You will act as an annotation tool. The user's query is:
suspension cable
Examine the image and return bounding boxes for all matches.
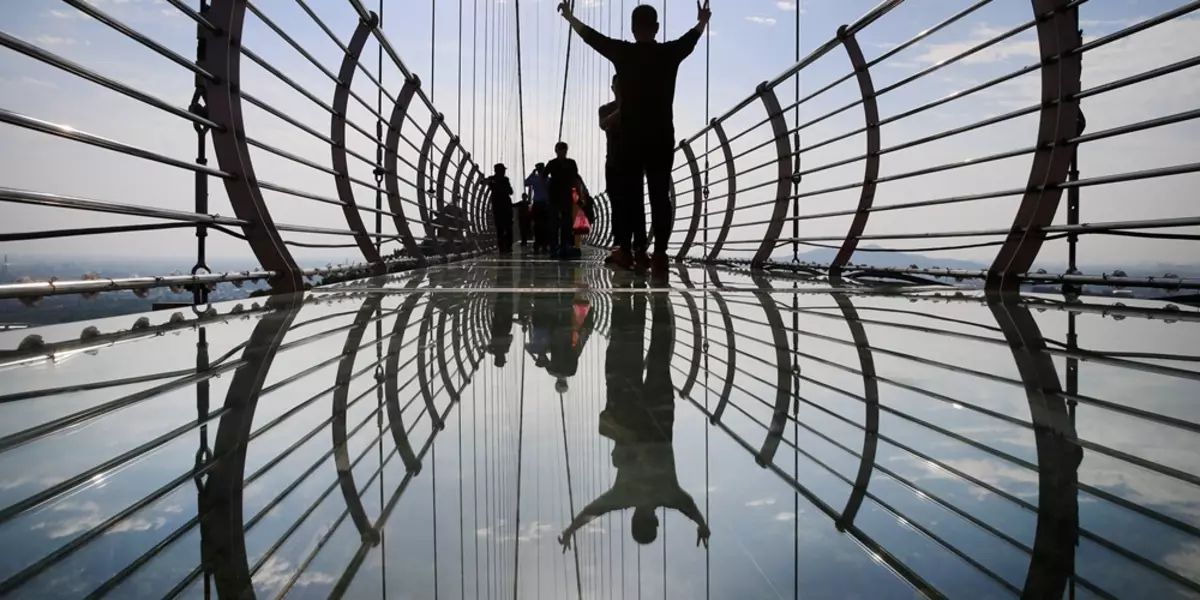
[516,0,527,177]
[556,1,577,141]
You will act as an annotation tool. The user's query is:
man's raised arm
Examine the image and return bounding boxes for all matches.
[558,2,622,60]
[670,1,712,60]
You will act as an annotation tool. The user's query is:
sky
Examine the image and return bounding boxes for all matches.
[0,0,1197,272]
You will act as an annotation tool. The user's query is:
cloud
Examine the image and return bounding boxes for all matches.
[745,16,777,26]
[774,511,796,521]
[33,35,80,47]
[252,556,336,592]
[776,1,800,12]
[911,24,1039,65]
[46,9,92,20]
[745,497,777,507]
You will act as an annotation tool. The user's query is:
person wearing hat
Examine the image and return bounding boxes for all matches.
[484,163,515,254]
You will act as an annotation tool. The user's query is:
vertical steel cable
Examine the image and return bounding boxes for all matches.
[556,1,577,140]
[512,334,527,599]
[513,0,528,177]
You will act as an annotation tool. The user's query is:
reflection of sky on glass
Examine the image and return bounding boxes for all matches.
[0,271,1197,598]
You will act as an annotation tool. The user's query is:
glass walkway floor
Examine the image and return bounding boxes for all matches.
[0,254,1197,599]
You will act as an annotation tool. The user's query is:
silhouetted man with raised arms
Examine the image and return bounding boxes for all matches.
[560,1,712,275]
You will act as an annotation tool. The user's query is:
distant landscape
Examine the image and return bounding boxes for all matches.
[2,248,1196,328]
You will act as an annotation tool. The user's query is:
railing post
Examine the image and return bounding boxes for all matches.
[416,114,446,259]
[987,0,1082,291]
[201,0,301,293]
[675,139,704,260]
[383,77,427,264]
[753,83,795,266]
[831,25,880,271]
[332,12,384,269]
[706,119,737,262]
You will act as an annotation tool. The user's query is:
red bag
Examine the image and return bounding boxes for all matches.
[573,209,591,235]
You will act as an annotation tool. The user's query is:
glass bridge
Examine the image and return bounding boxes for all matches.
[2,0,1200,598]
[1,257,1197,599]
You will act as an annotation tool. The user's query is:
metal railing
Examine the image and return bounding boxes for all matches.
[0,0,503,308]
[643,0,1200,295]
[1,261,1197,597]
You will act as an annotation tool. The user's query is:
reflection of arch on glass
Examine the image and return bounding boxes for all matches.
[436,308,460,403]
[831,289,880,531]
[331,293,384,546]
[384,278,427,474]
[674,265,704,400]
[749,284,792,467]
[200,294,304,600]
[706,266,738,424]
[417,300,445,430]
[989,295,1081,599]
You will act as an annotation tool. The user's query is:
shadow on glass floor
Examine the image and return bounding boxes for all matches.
[0,261,1197,599]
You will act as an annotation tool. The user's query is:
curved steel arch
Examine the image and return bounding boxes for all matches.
[988,295,1081,599]
[830,289,880,531]
[200,293,304,600]
[831,26,881,271]
[987,0,1082,291]
[415,115,446,259]
[330,13,384,268]
[384,278,427,474]
[201,0,302,293]
[706,119,738,262]
[435,136,461,251]
[753,84,796,266]
[676,140,705,260]
[383,78,427,264]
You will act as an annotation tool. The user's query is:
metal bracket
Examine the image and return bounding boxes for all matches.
[831,26,880,272]
[331,13,384,269]
[753,83,795,266]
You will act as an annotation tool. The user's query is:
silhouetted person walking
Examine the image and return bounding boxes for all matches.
[484,163,515,254]
[558,290,710,550]
[544,142,584,260]
[525,163,552,253]
[560,1,712,274]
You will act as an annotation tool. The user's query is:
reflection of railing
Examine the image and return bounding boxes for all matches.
[666,264,1200,598]
[0,0,500,306]
[0,274,492,597]
[618,0,1200,293]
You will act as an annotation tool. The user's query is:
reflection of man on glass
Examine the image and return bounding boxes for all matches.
[544,289,596,393]
[488,291,518,368]
[558,291,710,549]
